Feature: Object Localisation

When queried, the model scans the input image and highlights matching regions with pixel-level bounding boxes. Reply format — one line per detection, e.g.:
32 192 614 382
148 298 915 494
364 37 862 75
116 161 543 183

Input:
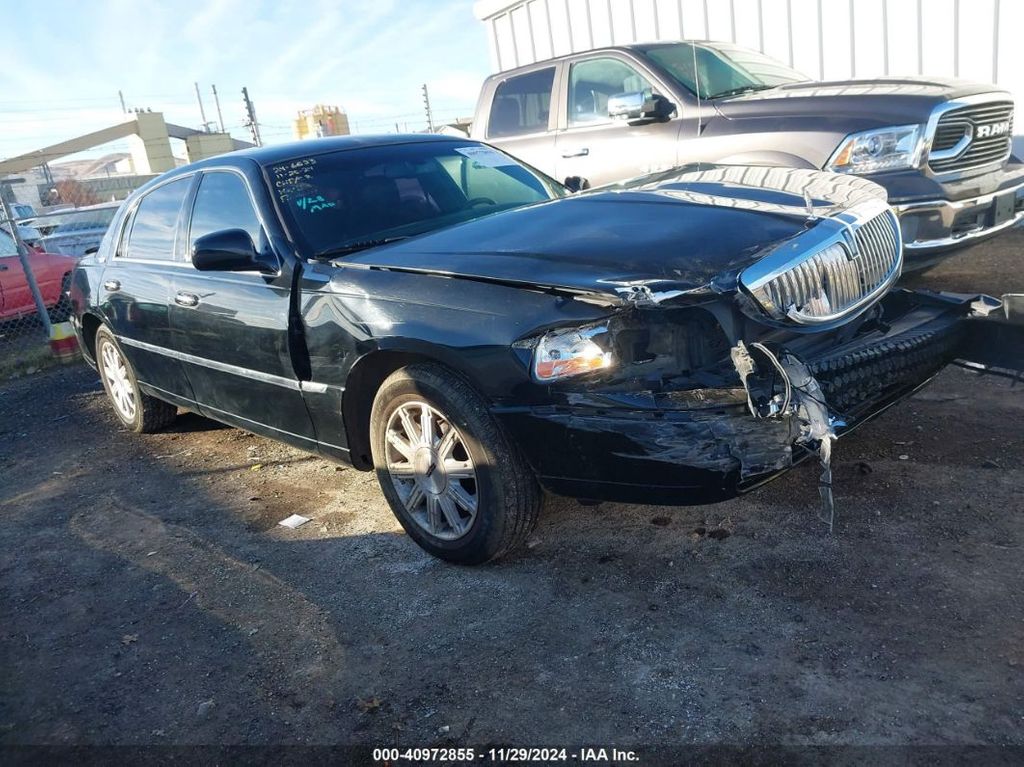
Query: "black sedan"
69 135 999 563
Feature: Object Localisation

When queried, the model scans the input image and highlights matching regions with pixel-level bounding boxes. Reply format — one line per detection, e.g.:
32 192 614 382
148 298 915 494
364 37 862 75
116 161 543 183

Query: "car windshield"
50 206 119 234
268 140 566 258
642 42 809 100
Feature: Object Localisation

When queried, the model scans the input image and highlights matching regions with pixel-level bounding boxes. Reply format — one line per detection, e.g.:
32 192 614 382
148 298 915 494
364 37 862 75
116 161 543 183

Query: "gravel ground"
1 231 1022 755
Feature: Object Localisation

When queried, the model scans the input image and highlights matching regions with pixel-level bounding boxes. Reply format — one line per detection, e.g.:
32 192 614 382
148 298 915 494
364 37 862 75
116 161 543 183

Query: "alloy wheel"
384 401 478 540
101 341 137 422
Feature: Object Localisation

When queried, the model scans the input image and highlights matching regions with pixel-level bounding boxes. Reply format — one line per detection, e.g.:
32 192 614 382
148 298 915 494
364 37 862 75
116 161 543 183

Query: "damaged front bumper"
495 290 1015 507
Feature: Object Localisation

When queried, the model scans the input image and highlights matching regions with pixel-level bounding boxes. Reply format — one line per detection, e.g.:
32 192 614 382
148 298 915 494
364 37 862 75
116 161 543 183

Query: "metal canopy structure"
0 113 253 177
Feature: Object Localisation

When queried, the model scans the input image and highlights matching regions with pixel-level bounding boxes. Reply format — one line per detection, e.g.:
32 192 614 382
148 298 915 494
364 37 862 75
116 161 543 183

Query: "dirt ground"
1 230 1022 754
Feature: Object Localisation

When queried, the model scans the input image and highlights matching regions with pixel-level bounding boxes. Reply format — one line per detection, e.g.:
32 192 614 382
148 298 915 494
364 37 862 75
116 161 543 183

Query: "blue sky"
0 0 492 160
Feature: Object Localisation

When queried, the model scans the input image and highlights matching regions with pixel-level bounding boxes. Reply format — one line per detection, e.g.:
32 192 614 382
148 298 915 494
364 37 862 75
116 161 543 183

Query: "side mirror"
607 89 673 124
191 229 277 274
563 176 591 193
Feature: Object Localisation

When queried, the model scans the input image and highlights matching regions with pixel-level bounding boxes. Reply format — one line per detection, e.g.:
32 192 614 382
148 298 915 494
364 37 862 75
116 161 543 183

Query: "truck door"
479 65 561 178
554 55 681 187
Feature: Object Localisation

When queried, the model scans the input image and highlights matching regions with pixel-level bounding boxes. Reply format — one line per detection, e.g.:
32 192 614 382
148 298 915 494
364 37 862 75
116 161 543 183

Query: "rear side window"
487 67 555 138
189 172 264 250
124 178 191 261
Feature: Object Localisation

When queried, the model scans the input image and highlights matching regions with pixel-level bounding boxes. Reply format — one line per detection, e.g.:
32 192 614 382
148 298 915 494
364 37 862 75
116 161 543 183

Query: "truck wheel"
95 326 177 433
370 363 541 564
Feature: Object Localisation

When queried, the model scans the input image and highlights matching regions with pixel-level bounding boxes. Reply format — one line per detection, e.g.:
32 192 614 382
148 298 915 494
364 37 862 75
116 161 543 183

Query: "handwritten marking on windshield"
295 195 336 213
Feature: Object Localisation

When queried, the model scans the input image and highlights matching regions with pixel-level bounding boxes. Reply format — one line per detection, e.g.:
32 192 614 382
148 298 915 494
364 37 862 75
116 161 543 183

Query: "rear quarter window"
487 67 555 139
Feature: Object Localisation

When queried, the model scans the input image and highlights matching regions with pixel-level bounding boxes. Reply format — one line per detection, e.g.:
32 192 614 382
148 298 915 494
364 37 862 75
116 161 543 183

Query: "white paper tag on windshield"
454 146 516 167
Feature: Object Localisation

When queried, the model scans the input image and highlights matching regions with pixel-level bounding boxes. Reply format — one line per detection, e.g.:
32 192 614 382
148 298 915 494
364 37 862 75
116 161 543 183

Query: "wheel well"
80 313 103 361
342 350 435 470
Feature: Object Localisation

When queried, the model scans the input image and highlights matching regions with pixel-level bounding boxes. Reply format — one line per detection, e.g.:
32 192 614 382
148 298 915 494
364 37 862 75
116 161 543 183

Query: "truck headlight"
531 323 613 381
826 125 925 174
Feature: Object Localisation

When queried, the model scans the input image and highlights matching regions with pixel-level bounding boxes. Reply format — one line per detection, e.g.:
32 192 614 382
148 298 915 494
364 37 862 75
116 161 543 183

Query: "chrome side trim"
116 335 341 393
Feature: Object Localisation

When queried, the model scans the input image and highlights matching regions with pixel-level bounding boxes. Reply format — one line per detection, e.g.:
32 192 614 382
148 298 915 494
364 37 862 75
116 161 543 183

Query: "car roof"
486 40 735 78
127 133 471 201
182 133 466 173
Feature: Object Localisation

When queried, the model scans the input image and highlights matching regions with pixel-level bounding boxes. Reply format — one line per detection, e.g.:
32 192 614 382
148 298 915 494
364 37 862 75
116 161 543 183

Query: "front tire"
370 363 541 564
95 326 176 433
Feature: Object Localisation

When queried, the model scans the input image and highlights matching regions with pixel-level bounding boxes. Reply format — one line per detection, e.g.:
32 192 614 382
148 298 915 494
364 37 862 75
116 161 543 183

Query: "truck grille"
928 101 1013 174
741 204 903 326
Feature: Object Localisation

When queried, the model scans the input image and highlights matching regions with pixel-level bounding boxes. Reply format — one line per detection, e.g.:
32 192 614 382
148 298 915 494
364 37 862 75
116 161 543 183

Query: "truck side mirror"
607 90 673 124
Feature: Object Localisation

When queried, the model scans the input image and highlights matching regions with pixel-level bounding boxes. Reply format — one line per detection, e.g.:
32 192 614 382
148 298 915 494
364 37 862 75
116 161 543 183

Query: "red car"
0 227 79 321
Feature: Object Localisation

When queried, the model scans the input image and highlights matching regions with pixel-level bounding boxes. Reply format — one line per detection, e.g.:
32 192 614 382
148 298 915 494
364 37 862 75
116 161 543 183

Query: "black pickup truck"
471 41 1024 265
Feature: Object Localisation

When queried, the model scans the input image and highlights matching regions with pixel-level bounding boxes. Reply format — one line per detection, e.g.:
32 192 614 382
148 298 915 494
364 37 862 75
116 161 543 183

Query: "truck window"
487 67 555 138
568 58 655 126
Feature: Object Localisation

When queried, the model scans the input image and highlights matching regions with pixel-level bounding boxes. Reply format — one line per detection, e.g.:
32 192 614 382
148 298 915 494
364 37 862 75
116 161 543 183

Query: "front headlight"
531 323 613 381
826 124 925 174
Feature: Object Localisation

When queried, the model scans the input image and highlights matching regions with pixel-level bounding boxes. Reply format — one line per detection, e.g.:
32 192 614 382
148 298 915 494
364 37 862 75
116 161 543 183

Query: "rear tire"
370 363 541 564
95 326 176 434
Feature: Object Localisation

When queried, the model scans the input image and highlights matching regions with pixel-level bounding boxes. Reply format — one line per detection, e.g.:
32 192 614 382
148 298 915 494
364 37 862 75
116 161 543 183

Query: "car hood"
713 77 1005 125
340 164 886 304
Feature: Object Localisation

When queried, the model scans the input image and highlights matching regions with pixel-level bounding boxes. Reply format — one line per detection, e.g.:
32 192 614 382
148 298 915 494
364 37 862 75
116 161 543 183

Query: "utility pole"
1 179 52 337
211 84 226 133
194 82 210 132
242 87 263 147
421 83 434 132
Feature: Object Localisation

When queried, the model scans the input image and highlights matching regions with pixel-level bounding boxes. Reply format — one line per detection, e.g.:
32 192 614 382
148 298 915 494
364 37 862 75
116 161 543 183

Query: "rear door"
554 54 681 187
481 64 562 178
169 168 316 445
99 176 195 400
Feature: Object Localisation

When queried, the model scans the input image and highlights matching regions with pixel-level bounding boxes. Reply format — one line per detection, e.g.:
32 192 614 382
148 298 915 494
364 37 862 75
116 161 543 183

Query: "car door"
481 64 562 178
98 175 195 400
169 168 316 445
0 228 30 318
554 54 682 187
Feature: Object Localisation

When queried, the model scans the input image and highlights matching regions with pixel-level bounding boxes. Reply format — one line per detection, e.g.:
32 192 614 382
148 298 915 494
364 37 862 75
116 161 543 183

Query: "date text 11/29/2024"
373 747 639 762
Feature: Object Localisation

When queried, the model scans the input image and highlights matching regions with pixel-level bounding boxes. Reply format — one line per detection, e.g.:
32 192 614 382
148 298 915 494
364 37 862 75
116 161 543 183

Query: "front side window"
569 58 656 126
0 228 17 256
124 178 191 261
642 43 808 100
189 172 263 250
487 67 555 138
269 141 564 257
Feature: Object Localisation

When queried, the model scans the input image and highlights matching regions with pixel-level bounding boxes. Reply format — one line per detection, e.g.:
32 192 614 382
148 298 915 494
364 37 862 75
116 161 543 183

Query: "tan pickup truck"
471 41 1024 265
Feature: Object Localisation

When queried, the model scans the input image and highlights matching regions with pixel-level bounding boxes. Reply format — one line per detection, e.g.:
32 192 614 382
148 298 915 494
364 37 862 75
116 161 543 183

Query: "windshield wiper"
314 236 409 259
711 84 774 99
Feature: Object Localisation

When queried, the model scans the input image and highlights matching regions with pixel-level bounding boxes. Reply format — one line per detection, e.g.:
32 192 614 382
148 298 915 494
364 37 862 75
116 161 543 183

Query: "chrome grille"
741 202 903 326
929 101 1013 174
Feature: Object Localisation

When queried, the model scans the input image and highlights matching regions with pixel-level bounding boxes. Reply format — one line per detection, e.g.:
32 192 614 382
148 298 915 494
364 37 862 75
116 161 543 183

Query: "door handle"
561 147 590 158
174 291 200 307
103 279 121 291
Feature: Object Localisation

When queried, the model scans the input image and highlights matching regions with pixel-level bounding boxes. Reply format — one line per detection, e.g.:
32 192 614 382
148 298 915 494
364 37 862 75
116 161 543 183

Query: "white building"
474 0 1022 149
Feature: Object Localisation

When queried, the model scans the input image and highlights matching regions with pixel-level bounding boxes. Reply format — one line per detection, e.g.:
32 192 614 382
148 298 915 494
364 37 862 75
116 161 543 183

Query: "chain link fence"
0 175 117 378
